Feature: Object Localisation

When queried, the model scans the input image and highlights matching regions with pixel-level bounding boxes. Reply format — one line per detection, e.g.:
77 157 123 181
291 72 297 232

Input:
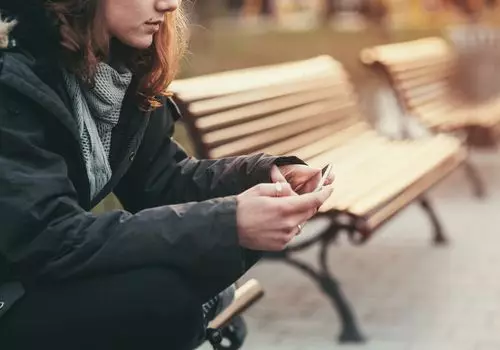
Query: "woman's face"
103 0 179 49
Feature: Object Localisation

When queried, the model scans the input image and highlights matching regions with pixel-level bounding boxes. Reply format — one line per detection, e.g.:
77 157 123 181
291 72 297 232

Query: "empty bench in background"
170 56 466 344
360 37 500 197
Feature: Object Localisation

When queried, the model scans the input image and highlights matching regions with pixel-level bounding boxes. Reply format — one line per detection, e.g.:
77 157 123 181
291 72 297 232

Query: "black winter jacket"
0 7 301 316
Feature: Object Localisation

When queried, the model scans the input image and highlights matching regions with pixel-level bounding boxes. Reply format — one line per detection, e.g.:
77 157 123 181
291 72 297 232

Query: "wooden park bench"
360 37 500 198
360 37 500 148
169 56 466 343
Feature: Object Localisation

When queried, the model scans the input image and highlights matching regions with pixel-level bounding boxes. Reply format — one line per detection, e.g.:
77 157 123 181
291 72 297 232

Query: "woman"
0 0 333 349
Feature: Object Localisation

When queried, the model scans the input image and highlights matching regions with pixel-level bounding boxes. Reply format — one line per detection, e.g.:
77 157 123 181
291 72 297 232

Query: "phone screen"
314 164 333 192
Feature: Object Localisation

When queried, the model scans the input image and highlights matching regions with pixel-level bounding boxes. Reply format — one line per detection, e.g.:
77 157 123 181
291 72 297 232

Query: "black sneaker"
202 285 248 350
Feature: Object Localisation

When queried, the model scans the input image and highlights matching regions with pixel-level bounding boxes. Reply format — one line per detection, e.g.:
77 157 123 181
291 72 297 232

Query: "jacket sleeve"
114 98 304 213
114 99 305 272
0 91 245 300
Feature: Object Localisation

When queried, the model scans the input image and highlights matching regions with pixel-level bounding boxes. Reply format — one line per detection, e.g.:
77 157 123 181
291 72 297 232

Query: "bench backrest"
170 56 368 160
360 37 458 114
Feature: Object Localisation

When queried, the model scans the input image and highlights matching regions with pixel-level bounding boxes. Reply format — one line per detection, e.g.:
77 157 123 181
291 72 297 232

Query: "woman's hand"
236 182 333 251
270 164 335 194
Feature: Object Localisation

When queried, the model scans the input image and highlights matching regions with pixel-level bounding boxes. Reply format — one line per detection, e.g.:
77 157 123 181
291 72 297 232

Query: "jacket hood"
0 0 60 56
0 2 78 141
0 1 67 112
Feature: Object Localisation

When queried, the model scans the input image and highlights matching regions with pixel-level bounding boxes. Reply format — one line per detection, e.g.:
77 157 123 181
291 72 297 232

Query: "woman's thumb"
270 165 287 183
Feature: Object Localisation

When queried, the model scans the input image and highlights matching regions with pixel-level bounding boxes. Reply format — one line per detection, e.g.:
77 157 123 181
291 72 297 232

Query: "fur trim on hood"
0 16 17 48
0 1 60 56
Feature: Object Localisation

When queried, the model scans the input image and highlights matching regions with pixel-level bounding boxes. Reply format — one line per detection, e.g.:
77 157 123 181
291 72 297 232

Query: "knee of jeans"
130 269 204 323
156 277 205 348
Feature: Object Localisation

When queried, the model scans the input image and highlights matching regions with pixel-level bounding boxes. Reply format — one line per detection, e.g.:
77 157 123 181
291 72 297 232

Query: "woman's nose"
156 0 179 13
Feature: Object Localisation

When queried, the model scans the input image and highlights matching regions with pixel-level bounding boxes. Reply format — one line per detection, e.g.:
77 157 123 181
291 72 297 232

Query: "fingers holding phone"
299 163 334 194
236 183 333 251
271 163 335 194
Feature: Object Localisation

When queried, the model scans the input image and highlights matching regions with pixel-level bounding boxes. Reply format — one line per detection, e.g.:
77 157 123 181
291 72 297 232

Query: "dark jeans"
0 268 206 350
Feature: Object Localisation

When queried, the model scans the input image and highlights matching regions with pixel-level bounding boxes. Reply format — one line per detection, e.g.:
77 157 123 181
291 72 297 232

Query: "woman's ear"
0 18 18 49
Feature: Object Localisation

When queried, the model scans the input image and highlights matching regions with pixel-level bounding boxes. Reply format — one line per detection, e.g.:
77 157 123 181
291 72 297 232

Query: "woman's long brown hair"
46 0 188 109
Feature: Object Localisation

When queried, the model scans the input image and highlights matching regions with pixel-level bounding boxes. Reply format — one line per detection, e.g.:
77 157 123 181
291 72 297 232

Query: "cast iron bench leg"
266 226 365 344
463 159 486 199
419 197 447 245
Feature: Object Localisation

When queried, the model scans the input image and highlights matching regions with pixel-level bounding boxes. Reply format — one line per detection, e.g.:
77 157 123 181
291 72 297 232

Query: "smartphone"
314 163 333 192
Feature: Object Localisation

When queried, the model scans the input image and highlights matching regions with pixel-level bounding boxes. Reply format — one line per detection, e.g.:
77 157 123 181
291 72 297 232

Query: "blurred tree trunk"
448 0 482 22
242 0 263 17
262 0 274 16
360 0 390 41
193 0 229 28
194 1 217 28
322 0 336 24
190 1 225 50
228 0 245 11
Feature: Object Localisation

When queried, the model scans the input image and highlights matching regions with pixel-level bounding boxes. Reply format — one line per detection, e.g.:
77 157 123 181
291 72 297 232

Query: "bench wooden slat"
414 101 454 115
287 128 376 163
403 82 448 101
171 55 342 101
406 91 450 110
259 122 370 160
388 55 454 72
195 86 349 132
319 139 420 211
390 62 452 82
204 100 357 146
395 69 452 91
187 76 345 117
349 137 462 214
209 109 360 158
360 37 453 66
361 147 466 231
300 130 381 165
316 136 462 214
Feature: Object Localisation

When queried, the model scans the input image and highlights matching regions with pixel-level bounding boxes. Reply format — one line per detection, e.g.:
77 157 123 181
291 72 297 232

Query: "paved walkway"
202 150 500 350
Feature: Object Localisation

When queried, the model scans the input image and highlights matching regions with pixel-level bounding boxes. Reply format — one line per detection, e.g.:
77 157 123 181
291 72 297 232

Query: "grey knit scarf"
63 63 133 200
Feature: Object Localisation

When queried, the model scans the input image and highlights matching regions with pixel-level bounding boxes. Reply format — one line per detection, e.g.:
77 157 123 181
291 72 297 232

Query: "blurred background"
181 1 500 350
175 0 500 154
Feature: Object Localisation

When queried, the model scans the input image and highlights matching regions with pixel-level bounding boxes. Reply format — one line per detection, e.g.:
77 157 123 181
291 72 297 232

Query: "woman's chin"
119 35 154 50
